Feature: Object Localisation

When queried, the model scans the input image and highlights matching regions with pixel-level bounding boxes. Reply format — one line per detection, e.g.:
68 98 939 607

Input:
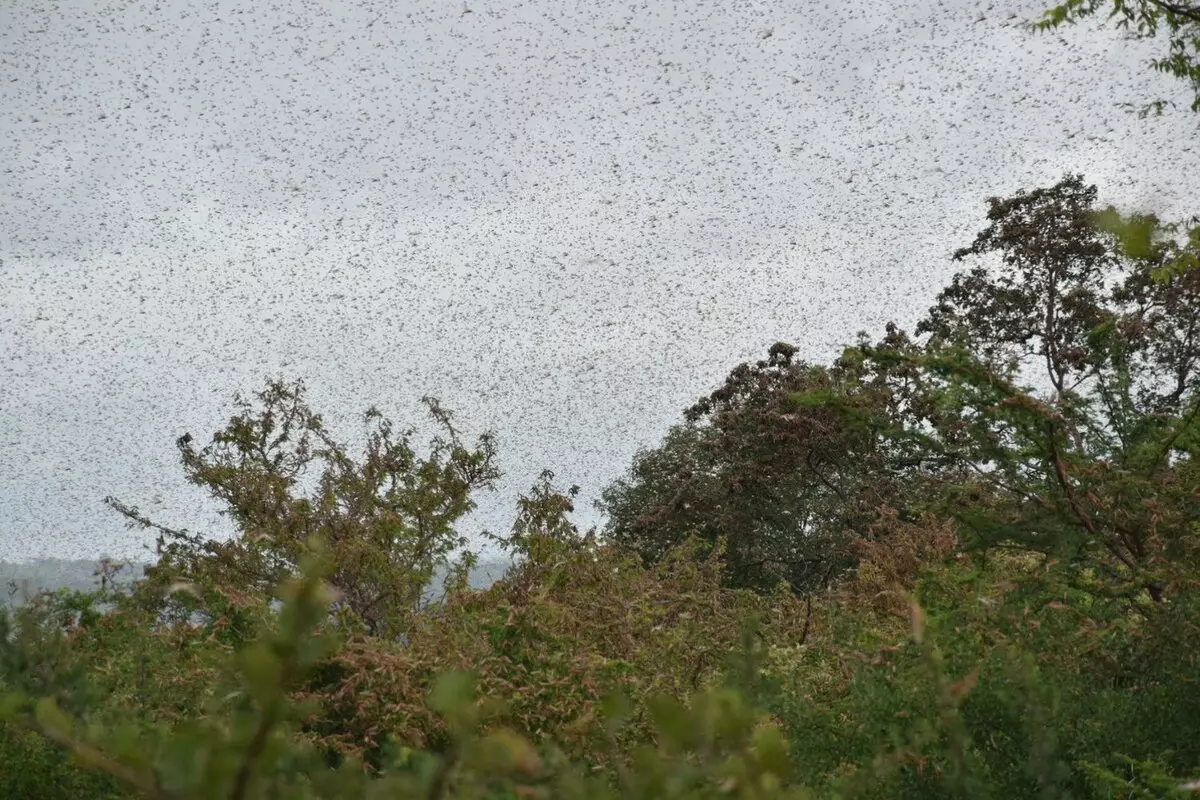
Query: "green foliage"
1029 0 1200 113
290 522 811 770
105 379 501 641
0 723 129 799
8 460 1200 798
0 543 814 799
838 175 1200 603
5 173 1200 798
600 342 929 594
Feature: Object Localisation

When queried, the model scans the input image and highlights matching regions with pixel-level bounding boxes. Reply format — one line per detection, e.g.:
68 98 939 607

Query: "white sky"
2 0 1198 563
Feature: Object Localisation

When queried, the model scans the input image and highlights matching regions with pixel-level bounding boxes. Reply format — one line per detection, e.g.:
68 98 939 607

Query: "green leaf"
428 670 478 734
753 724 792 779
648 695 695 750
0 690 29 720
238 642 284 707
33 696 75 738
600 689 633 728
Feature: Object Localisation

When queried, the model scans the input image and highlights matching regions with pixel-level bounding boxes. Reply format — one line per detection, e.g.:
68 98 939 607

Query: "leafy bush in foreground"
0 544 815 799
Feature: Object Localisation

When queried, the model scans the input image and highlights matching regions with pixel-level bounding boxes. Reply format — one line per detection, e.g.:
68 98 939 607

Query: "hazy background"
2 0 1198 564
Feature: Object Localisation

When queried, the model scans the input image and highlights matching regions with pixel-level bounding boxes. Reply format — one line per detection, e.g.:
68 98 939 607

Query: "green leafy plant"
106 379 501 641
1030 0 1200 113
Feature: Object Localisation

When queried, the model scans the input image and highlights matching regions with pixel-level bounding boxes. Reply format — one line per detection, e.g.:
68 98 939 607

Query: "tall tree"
861 175 1200 601
600 342 929 594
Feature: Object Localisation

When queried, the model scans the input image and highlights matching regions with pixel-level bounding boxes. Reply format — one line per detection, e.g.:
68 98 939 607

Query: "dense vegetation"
3 171 1196 799
3 6 1199 799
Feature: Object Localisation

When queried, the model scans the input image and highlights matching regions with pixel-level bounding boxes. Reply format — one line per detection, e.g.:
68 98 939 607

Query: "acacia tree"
106 379 500 639
858 175 1200 601
1031 0 1200 113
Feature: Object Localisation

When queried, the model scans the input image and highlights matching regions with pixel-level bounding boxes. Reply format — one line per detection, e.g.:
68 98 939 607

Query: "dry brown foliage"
839 509 960 617
289 540 810 767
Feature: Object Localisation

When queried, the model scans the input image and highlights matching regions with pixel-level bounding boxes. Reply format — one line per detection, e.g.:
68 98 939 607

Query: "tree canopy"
105 379 500 641
605 174 1200 606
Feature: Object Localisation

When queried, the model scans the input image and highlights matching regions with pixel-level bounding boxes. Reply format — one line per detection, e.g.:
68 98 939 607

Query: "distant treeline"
0 556 509 608
0 558 148 607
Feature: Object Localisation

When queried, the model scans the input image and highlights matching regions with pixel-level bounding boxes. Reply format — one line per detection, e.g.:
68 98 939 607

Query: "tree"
859 175 1200 601
1030 0 1200 113
600 342 930 594
106 379 500 640
495 470 590 567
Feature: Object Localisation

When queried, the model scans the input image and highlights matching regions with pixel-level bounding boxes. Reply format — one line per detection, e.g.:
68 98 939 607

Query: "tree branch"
1148 0 1200 25
1045 426 1139 574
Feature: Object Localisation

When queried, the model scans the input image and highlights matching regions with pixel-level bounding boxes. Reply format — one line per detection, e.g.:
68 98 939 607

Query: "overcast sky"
2 0 1198 564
